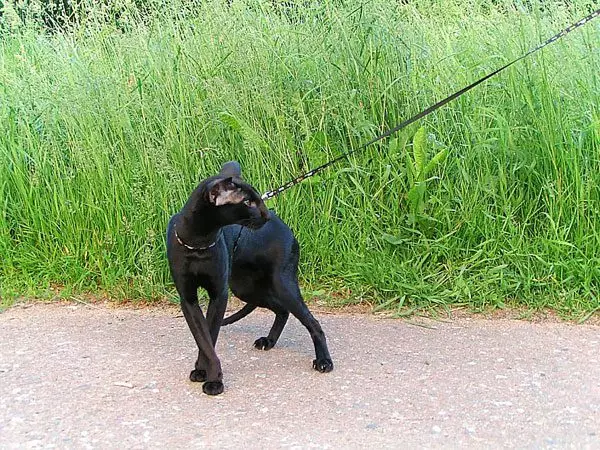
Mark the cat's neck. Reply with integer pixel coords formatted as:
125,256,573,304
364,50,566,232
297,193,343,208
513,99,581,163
177,193,222,246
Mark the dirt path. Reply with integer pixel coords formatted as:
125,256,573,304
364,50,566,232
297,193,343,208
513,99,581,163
1,302,599,449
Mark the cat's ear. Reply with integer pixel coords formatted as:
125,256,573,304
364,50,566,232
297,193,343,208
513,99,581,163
219,161,242,179
207,177,245,206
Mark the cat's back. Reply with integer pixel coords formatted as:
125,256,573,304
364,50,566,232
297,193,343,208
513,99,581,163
224,210,298,261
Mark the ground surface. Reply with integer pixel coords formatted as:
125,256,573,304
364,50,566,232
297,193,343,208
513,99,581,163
1,302,599,449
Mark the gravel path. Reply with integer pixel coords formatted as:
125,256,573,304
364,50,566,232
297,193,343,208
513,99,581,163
1,302,599,449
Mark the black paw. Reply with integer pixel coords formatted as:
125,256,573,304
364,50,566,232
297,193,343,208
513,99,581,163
202,381,224,396
313,358,334,373
189,369,207,382
254,337,275,350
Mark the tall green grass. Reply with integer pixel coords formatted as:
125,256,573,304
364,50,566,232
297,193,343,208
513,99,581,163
1,0,599,316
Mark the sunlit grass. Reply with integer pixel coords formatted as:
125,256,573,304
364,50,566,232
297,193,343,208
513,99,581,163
1,0,599,316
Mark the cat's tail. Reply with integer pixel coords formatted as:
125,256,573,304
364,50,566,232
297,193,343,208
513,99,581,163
221,303,257,326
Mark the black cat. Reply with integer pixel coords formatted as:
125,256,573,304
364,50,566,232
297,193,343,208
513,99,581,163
166,161,333,395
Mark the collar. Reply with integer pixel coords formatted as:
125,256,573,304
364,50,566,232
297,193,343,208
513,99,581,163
174,225,217,251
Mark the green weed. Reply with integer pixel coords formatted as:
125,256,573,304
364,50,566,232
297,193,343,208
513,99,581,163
1,0,599,316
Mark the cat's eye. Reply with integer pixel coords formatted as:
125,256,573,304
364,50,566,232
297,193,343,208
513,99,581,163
243,199,254,207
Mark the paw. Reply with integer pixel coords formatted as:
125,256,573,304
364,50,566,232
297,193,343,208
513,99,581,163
313,358,334,373
254,337,275,350
202,381,224,396
189,369,207,382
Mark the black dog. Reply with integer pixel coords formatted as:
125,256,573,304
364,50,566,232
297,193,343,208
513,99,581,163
167,162,333,395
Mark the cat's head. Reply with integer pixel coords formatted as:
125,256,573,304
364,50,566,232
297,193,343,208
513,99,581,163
201,161,270,229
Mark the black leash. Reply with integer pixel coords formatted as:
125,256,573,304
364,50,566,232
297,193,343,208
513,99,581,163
261,8,600,201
